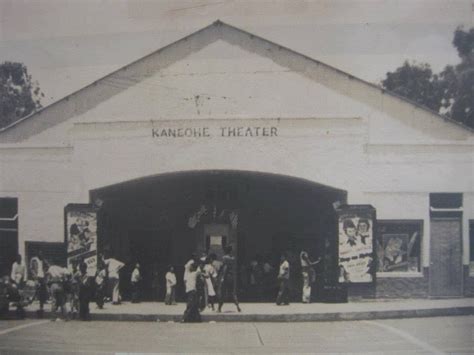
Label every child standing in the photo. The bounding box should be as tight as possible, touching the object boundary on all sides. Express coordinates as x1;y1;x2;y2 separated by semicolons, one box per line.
165;266;177;305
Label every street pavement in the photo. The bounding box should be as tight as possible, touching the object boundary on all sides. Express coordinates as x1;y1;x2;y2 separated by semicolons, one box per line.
0;316;472;354
19;298;474;322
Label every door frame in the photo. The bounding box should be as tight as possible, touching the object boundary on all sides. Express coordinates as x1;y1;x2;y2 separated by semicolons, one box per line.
429;215;463;297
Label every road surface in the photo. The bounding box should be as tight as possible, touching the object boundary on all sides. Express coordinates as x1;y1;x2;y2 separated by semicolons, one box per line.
0;316;472;354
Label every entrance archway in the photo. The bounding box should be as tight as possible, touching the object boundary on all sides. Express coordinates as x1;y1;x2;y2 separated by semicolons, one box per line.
90;170;347;302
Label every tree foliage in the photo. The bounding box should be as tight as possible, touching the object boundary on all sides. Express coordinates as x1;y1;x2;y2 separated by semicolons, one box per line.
382;61;444;112
0;62;44;129
382;27;474;129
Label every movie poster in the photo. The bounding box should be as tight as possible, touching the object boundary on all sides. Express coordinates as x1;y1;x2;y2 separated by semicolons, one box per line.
65;204;98;276
376;221;422;273
337;205;375;283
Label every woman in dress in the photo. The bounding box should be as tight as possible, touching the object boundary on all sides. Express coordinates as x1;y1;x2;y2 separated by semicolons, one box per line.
300;251;321;303
203;256;217;311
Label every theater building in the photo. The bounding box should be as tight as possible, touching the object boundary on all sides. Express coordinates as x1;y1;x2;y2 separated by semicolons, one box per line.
0;21;473;301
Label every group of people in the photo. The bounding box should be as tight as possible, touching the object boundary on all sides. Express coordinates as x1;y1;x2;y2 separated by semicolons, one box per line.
2;248;322;321
2;250;130;321
181;245;241;323
180;247;322;322
2;252;95;321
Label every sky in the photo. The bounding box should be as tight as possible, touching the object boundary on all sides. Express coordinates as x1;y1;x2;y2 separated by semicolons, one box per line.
0;0;473;106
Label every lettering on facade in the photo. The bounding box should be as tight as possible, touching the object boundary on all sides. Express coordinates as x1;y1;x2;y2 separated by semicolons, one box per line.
152;126;278;138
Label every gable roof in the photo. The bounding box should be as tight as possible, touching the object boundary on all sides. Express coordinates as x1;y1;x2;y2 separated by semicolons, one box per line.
1;20;472;141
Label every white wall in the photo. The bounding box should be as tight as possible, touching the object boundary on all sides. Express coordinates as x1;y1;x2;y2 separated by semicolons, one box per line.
0;23;472;265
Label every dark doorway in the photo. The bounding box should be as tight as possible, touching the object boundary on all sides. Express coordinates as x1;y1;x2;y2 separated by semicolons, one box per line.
429;217;463;297
90;170;346;302
127;228;172;301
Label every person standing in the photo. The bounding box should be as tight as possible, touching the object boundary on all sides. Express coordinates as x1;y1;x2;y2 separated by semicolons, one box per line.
102;255;124;305
217;246;241;313
249;255;264;301
210;253;222;275
11;254;26;287
78;262;93;320
70;261;81;319
276;253;290;306
300;251;321;303
262;255;274;301
203;257;217;310
182;263;201;323
183;254;197;286
197;256;207;311
131;263;141;303
95;263;107;309
46;264;69;321
165;266;177;305
30;251;48;318
63;268;74;320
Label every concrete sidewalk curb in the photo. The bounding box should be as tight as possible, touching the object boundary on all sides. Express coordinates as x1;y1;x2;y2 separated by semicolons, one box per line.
16;306;474;322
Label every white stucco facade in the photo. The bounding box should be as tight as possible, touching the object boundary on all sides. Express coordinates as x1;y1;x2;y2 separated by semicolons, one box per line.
0;22;473;297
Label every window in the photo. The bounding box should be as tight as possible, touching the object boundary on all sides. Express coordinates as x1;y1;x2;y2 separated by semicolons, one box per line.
470;220;474;275
376;220;422;274
429;193;462;209
429;193;463;218
0;198;18;277
0;198;18;229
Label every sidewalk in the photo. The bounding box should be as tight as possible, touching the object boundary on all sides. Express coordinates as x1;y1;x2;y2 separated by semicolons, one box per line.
18;298;474;322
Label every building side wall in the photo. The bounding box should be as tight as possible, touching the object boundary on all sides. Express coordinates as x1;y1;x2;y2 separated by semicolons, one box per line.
375;268;429;298
0;147;79;256
1;116;472;299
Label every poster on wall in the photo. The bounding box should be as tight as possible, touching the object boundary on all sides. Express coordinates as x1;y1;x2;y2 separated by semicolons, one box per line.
376;221;422;273
65;204;98;276
337;205;376;283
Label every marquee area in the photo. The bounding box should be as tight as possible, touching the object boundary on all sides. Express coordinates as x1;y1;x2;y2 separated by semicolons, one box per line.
85;170;346;302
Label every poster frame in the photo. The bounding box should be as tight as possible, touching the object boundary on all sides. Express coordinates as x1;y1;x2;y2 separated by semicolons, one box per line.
64;203;100;276
336;204;377;285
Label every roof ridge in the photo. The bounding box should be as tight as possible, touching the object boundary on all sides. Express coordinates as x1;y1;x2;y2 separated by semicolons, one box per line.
1;20;472;134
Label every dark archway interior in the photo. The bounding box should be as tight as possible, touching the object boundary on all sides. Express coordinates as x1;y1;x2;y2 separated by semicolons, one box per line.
90;170;346;302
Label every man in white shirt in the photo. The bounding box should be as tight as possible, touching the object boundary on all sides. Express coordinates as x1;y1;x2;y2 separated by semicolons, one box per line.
183;253;197;286
102;255;124;305
11;254;26;287
182;263;201;323
276;253;290;306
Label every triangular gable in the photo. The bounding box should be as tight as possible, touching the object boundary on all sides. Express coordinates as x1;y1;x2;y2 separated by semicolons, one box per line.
0;20;472;143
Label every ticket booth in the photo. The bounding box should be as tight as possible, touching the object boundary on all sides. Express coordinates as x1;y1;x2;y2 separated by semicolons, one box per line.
199;223;230;259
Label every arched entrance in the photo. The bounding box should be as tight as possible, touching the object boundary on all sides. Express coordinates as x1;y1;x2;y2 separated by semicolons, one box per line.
89;170;347;302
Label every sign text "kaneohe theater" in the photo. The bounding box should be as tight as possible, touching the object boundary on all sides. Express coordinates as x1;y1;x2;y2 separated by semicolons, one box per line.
152;126;278;138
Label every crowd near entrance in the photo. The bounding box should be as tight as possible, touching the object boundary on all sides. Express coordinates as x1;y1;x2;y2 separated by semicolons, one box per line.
90;170;347;304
